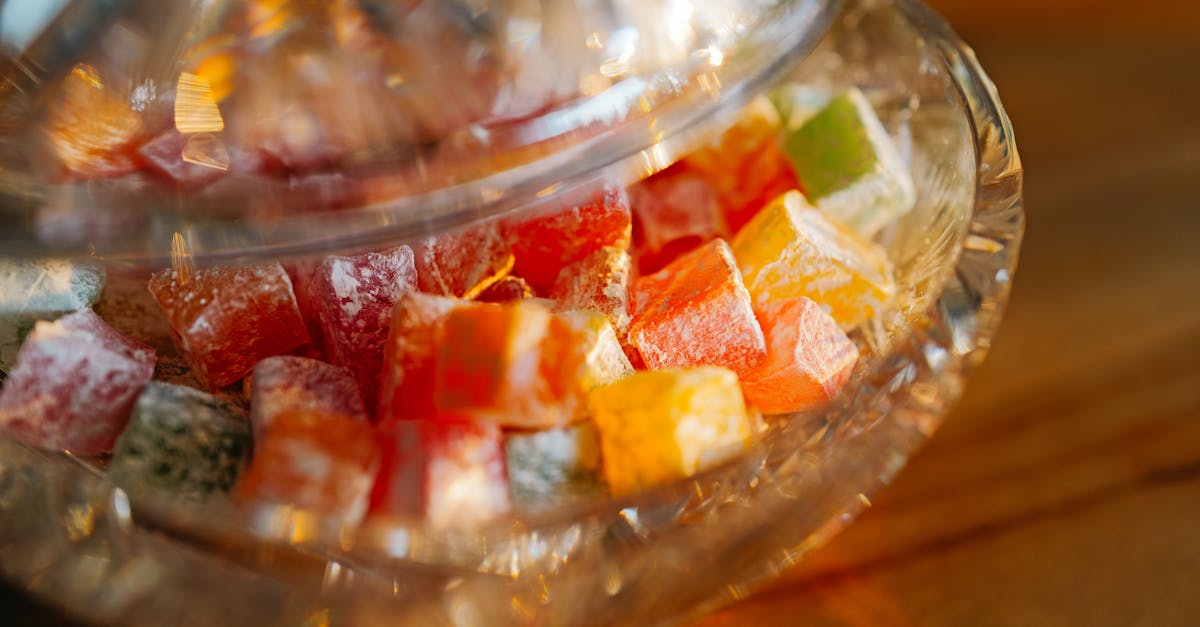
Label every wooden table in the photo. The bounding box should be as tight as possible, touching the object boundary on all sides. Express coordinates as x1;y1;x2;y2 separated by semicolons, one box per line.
698;4;1200;625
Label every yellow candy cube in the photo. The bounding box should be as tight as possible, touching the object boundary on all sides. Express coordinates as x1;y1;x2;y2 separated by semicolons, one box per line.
730;190;895;328
589;367;752;496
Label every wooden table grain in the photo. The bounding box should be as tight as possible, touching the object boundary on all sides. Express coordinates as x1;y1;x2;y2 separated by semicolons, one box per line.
697;4;1200;626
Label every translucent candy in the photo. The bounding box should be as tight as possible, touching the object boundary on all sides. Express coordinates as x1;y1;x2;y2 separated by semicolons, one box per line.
782;88;916;238
628;239;766;377
309;247;417;414
435;302;631;428
0;310;155;454
629;162;727;275
248;356;367;443
148;262;310;389
282;259;326;358
550;246;633;341
236;409;379;526
740;298;858;415
475;275;534;303
504;187;632;293
135;130;271;190
108;382;251;497
505;422;606;512
0;259;106;372
730;191;895;329
589;367;752;496
412;221;513;299
378;292;477;422
369;418;510;528
680;96;801;233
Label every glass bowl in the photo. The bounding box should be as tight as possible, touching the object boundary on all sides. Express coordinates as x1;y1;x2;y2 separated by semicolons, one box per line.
0;0;1023;625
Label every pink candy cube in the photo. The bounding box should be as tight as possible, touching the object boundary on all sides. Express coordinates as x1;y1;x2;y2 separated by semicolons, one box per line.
309;246;417;414
369;418;510;528
0;310;155;454
248;356;368;442
550;245;633;340
412;221;513;299
629;163;727;275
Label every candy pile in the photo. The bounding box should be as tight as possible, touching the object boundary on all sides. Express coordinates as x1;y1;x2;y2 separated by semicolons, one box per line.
0;88;914;527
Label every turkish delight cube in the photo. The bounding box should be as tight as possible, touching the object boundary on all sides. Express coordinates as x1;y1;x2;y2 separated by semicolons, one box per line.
248;356;367;442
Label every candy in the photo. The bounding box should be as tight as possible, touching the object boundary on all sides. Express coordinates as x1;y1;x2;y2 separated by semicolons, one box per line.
505;422;606;512
628;239;766;376
550;246;633;341
135;130;230;190
236;409;379;525
475;275;534;303
309;246;417;413
730;191;895;329
378;292;476;422
435;302;631;427
740;298;858;415
369;418;510;528
108;382;251;497
0;310;155;454
629;162;726;275
681;97;801;233
282;258;326;357
504;187;632;293
148;262;310;389
589;367;752;496
0;258;106;372
44;64;143;178
248;356;367;443
781;88;915;238
412;221;513;298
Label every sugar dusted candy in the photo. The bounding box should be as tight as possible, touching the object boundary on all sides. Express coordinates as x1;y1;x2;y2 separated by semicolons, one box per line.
309;246;417;412
782;88;915;238
504;187;632;293
108;382;251;497
589;367;753;496
730;191;895;329
0;258;106;372
741;298;858;415
629;162;727;275
248;356;367;443
545;310;634;412
629;239;766;377
369;418;510;528
550;246;633;340
148;262;309;389
236;409;379;526
412;221;513;299
505;422;606;512
378;292;476;422
0;310;155;454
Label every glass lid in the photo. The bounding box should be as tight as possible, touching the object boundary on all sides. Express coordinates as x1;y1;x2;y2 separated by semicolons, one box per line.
0;0;837;265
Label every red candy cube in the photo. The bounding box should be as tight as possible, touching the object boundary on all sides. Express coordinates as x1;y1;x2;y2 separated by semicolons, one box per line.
504;186;632;293
282;258;326;358
629;239;766;377
248;356;367;442
412;221;513;299
629;163;728;275
0;310;155;454
378;292;477;422
309;246;417;413
236;409;380;526
369;418;510;528
148;262;309;389
550;245;633;339
741;298;858;415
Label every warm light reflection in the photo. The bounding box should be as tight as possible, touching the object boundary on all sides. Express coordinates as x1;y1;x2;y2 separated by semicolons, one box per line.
181;133;231;170
170;231;194;285
175;72;225;133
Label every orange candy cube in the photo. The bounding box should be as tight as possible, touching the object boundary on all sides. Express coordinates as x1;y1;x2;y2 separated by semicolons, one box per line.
740;298;858;415
236;409;380;525
378;292;476;422
629;239;766;377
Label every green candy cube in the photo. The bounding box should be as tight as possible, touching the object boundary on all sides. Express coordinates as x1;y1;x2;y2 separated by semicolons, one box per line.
108;382;251;498
782;87;915;238
504;422;607;512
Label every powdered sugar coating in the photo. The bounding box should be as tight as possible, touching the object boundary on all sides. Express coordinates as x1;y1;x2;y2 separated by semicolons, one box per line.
550;246;633;340
0;310;155;454
309;246;416;414
412;221;513;299
249;356;367;443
